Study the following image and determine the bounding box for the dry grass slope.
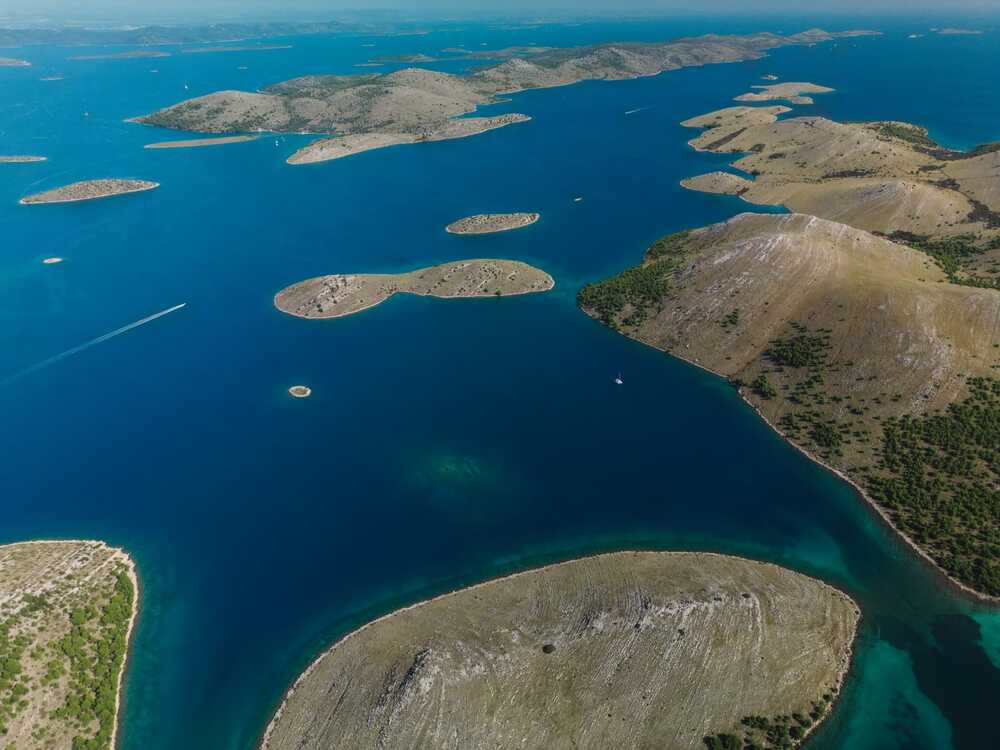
[681,108,1000,284]
[579,213,1000,596]
[261,551,858,750]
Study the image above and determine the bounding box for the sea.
[1,12,999,750]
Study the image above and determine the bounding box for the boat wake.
[1,303,186,385]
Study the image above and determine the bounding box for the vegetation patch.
[863,378,1000,596]
[888,231,1000,287]
[577,230,693,328]
[871,122,937,149]
[0,542,135,750]
[704,692,837,750]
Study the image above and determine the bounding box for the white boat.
[614,373,624,385]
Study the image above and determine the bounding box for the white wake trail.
[2,303,186,385]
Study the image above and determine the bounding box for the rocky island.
[0,540,137,750]
[68,50,170,61]
[275,259,554,319]
[579,213,1000,598]
[132,28,877,164]
[260,551,858,750]
[19,179,159,205]
[734,81,834,105]
[144,135,258,149]
[446,212,540,234]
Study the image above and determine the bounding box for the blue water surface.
[1,13,999,750]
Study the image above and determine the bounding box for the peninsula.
[578,214,1000,598]
[446,212,539,234]
[132,28,877,164]
[275,259,553,319]
[0,540,138,750]
[680,102,1000,284]
[0,155,46,163]
[145,135,257,149]
[260,551,858,750]
[19,179,159,205]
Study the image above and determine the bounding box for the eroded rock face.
[261,551,858,750]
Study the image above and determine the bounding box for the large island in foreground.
[132,28,877,164]
[0,540,137,750]
[19,179,159,205]
[274,259,554,319]
[260,551,858,750]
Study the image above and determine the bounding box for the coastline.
[111,548,140,750]
[0,539,140,748]
[257,549,860,750]
[603,322,1000,607]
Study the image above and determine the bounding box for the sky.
[2,0,999,25]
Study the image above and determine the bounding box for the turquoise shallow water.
[1,14,999,750]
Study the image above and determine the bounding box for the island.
[285,113,531,165]
[42,257,64,264]
[0,56,30,66]
[733,81,834,105]
[68,50,170,61]
[446,212,539,234]
[371,53,437,63]
[259,551,859,750]
[0,540,137,750]
[936,28,984,35]
[0,155,46,163]
[287,385,311,398]
[680,171,753,195]
[131,28,878,164]
[274,259,554,319]
[181,45,293,54]
[578,213,1000,599]
[19,179,160,205]
[679,102,1000,284]
[144,135,257,149]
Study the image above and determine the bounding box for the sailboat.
[614,373,624,385]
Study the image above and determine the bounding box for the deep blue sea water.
[2,14,999,750]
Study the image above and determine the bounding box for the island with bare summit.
[260,551,859,750]
[446,212,539,234]
[275,259,554,319]
[19,179,159,205]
